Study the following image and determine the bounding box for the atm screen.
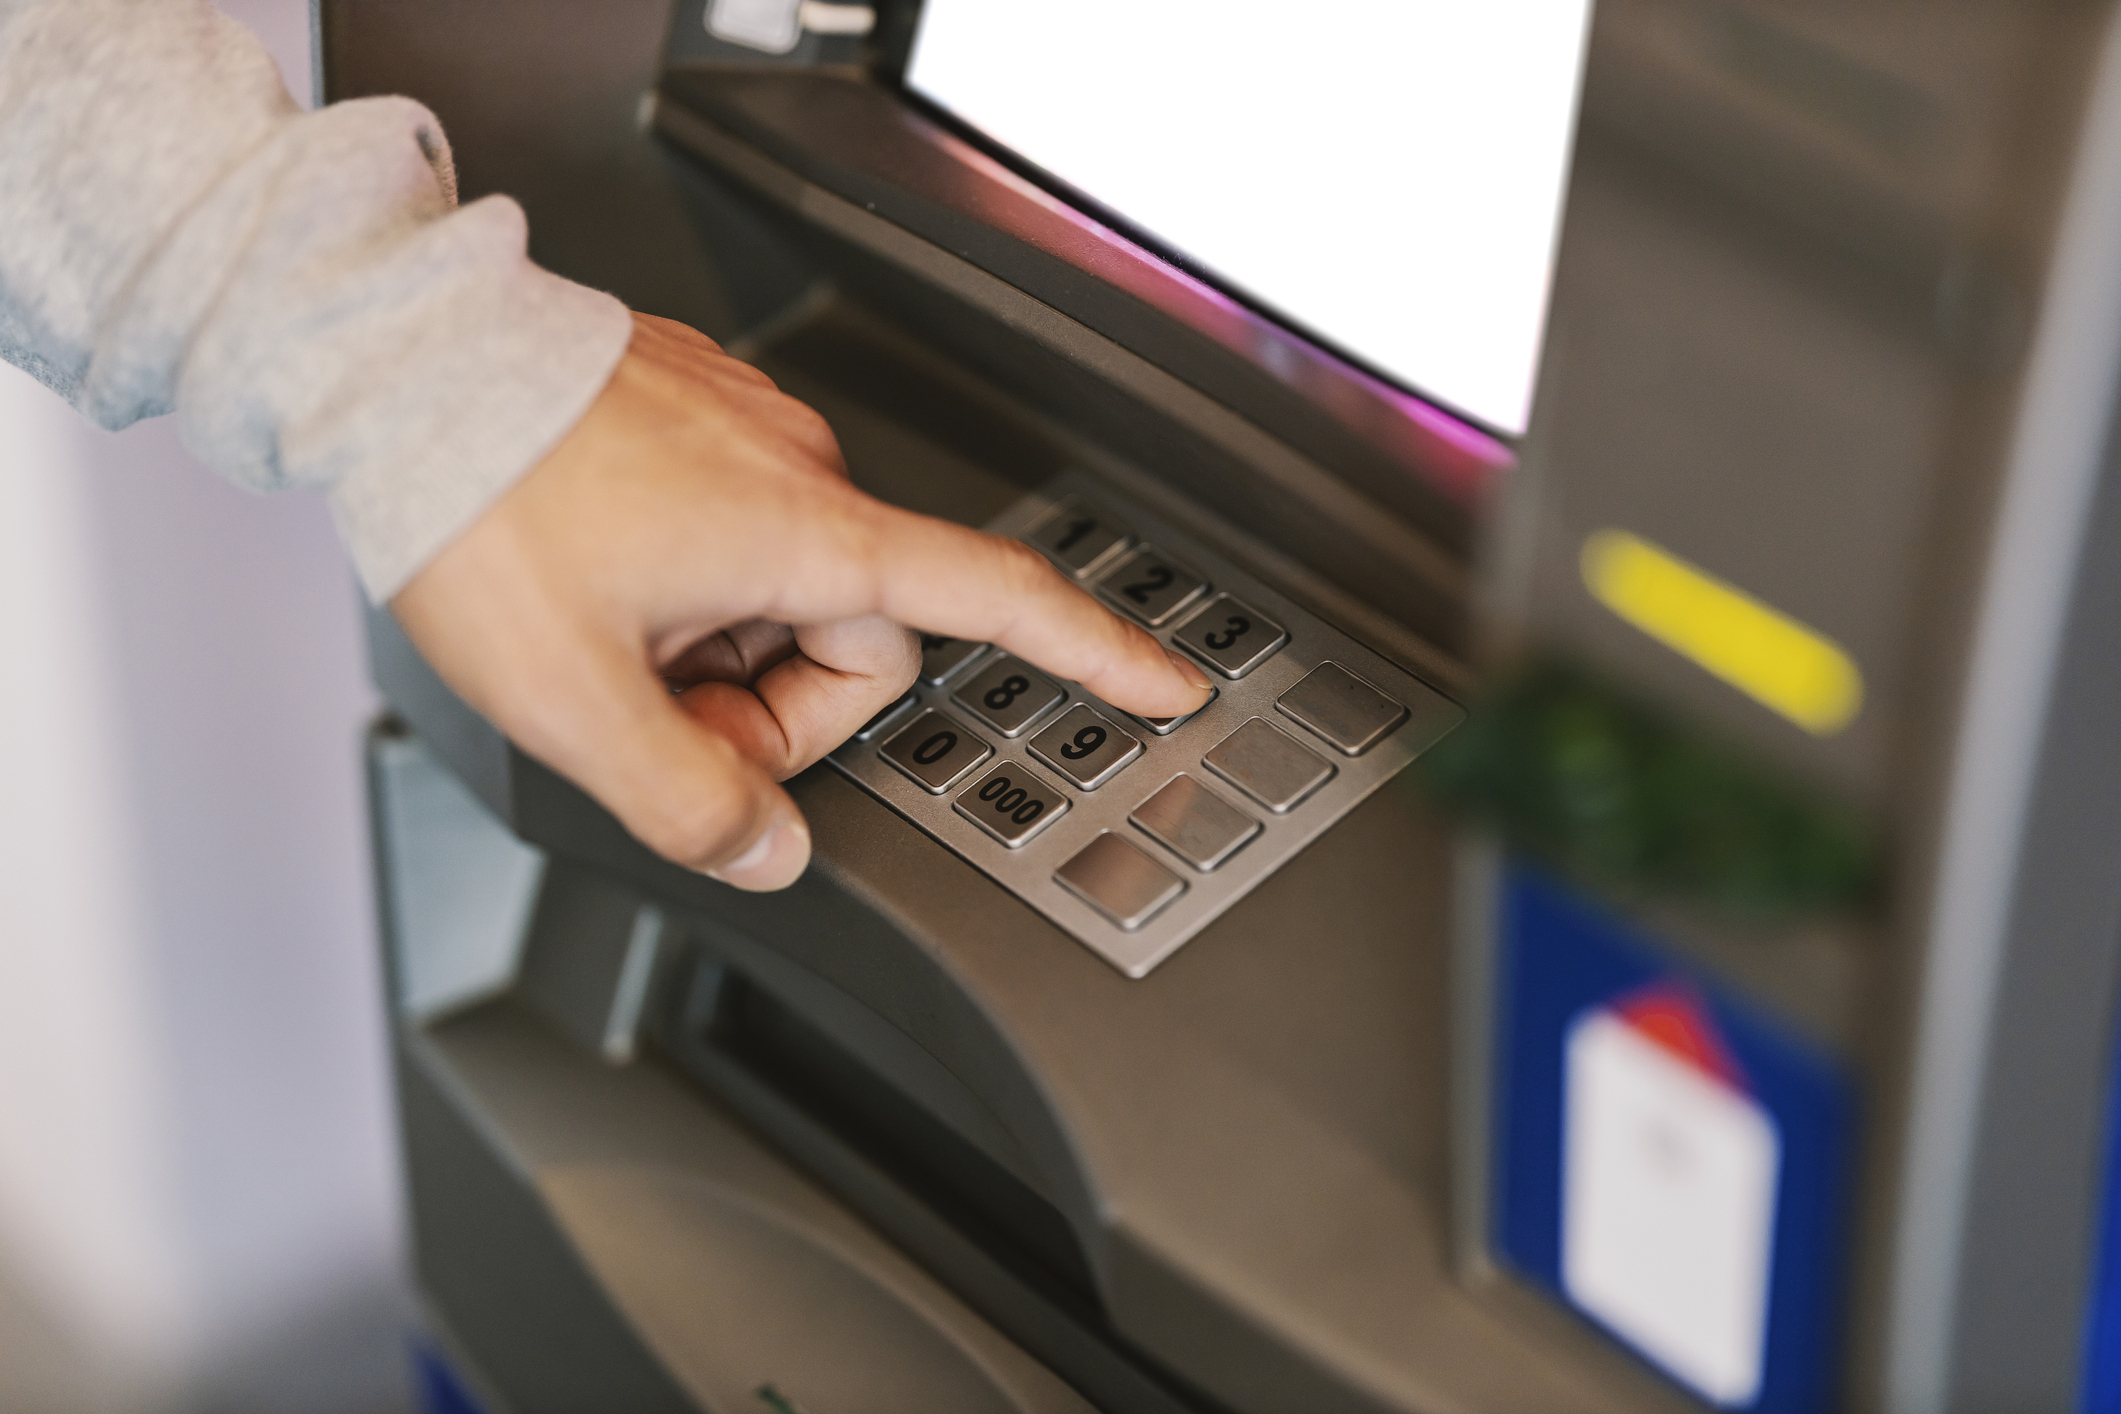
[904,1,1594,436]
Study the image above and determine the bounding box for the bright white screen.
[906,1,1593,434]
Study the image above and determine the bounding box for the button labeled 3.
[1174,594,1287,679]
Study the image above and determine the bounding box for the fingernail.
[706,818,811,891]
[1165,647,1213,693]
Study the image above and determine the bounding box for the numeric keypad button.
[1276,662,1409,755]
[918,635,986,686]
[1055,833,1186,931]
[1027,498,1133,579]
[1132,686,1216,736]
[1129,774,1260,872]
[1173,594,1288,679]
[880,711,993,794]
[1202,718,1334,812]
[952,655,1066,737]
[953,765,1069,847]
[1096,547,1209,626]
[1028,705,1142,790]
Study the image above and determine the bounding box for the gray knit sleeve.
[0,0,634,599]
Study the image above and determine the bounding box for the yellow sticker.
[1581,530,1863,736]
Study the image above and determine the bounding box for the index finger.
[847,503,1213,719]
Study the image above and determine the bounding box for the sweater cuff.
[326,260,633,602]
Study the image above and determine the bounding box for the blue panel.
[1492,863,1855,1412]
[411,1339,487,1414]
[2078,1023,2121,1412]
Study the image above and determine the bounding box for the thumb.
[566,677,814,889]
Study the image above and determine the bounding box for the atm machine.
[326,1,2121,1410]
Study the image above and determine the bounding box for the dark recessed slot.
[672,966,1105,1315]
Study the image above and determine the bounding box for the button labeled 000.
[953,765,1069,847]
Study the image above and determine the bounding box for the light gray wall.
[0,4,408,1407]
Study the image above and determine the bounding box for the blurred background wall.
[0,3,410,1409]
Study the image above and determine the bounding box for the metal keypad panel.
[828,473,1466,978]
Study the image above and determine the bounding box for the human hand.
[390,313,1213,890]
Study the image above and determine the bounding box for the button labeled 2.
[1174,594,1288,679]
[1096,547,1208,626]
[953,765,1069,847]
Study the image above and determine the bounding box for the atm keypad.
[918,634,986,686]
[1096,547,1209,626]
[880,711,992,793]
[1173,594,1287,679]
[1029,705,1142,790]
[953,655,1066,736]
[954,765,1069,847]
[829,477,1465,978]
[1028,498,1133,579]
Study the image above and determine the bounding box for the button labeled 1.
[1027,498,1133,579]
[1029,705,1142,789]
[880,711,992,793]
[1174,594,1287,679]
[953,655,1066,737]
[1097,547,1208,626]
[953,764,1068,847]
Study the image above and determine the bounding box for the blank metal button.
[852,693,916,742]
[1172,594,1288,679]
[1096,546,1209,626]
[1029,704,1142,789]
[1129,774,1260,872]
[1132,686,1216,736]
[879,711,992,793]
[1055,832,1186,930]
[953,764,1069,847]
[1276,662,1409,755]
[918,634,986,686]
[1203,717,1335,812]
[953,655,1066,737]
[1027,498,1133,579]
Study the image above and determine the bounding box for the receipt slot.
[329,1,2121,1411]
